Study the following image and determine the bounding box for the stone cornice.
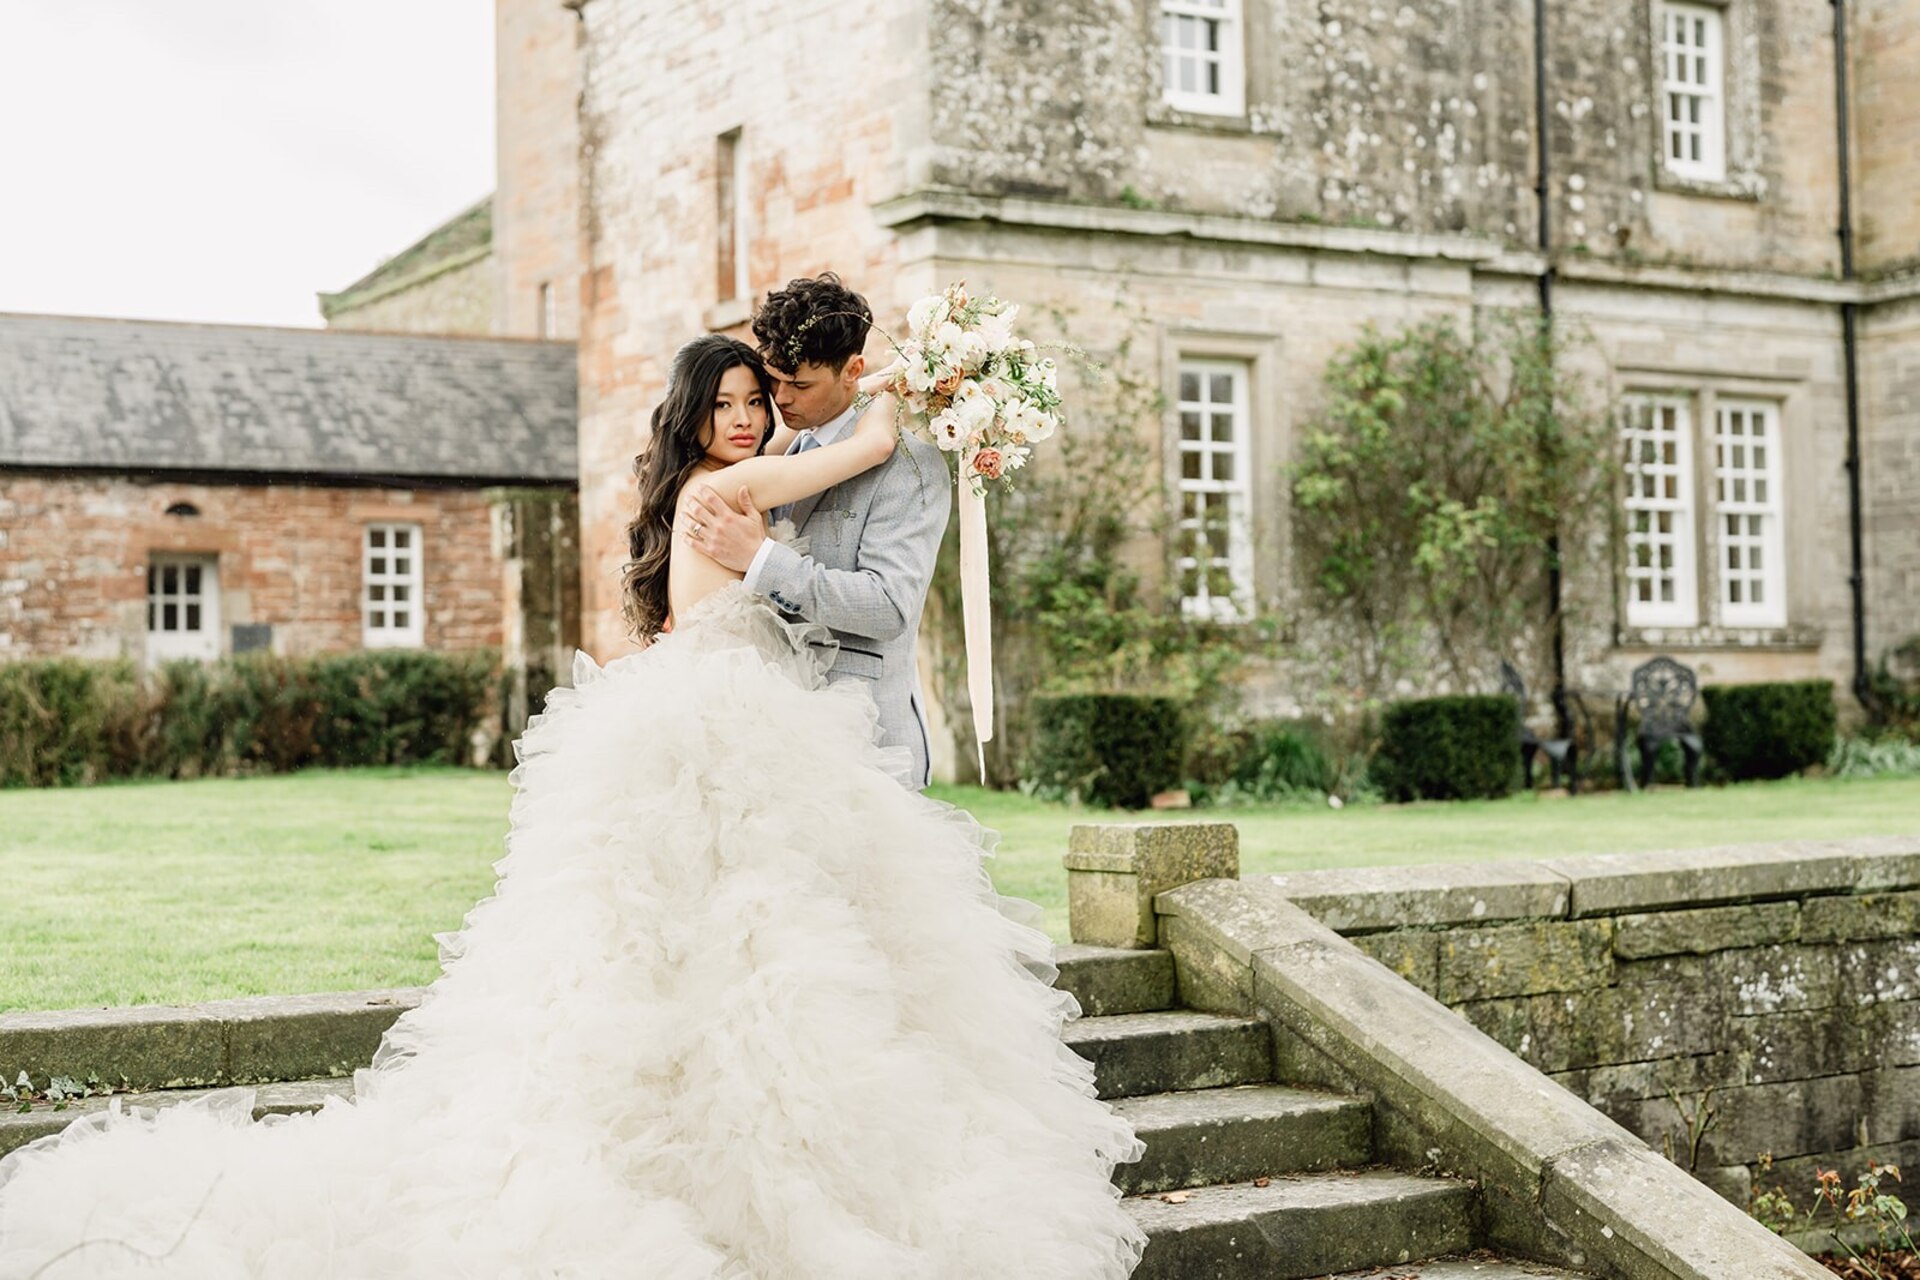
[877,190,1920,310]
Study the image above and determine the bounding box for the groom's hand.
[683,484,765,574]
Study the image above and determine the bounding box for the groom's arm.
[756,449,950,641]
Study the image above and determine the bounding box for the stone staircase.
[1,945,1590,1278]
[1055,943,1590,1280]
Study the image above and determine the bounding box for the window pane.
[371,584,386,601]
[163,603,178,630]
[162,565,178,594]
[372,557,387,574]
[1179,372,1200,401]
[395,530,411,549]
[185,565,201,595]
[393,585,410,603]
[1213,451,1234,483]
[370,528,386,548]
[1211,413,1235,443]
[1209,373,1233,402]
[394,611,410,629]
[1182,451,1202,481]
[147,564,156,594]
[147,603,155,631]
[371,610,386,628]
[395,557,411,577]
[1181,411,1202,440]
[186,604,201,630]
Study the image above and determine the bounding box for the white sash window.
[1160,0,1244,117]
[1713,400,1785,627]
[1621,394,1699,628]
[363,523,425,648]
[146,554,221,663]
[1175,360,1253,622]
[1660,2,1725,181]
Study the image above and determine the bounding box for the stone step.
[1054,945,1177,1017]
[1063,1010,1273,1100]
[1321,1259,1592,1279]
[0,1078,352,1158]
[1126,1169,1477,1280]
[1111,1083,1373,1195]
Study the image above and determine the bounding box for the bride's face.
[701,364,770,465]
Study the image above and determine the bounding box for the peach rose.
[972,448,1005,480]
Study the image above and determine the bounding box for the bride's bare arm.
[698,394,898,514]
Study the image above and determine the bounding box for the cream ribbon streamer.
[957,458,993,782]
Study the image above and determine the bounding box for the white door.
[146,554,221,663]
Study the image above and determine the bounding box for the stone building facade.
[319,198,497,337]
[0,314,577,669]
[554,0,1918,737]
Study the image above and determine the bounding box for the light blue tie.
[774,431,820,524]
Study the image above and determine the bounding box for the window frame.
[1173,357,1255,623]
[145,552,222,663]
[1619,392,1701,629]
[1659,1,1726,183]
[1711,398,1786,628]
[362,522,425,649]
[1158,0,1246,118]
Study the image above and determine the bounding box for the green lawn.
[3,768,1916,1012]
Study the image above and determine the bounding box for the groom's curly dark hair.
[751,273,871,374]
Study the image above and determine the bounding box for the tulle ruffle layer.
[0,586,1145,1279]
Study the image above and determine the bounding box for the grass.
[3,768,1916,1012]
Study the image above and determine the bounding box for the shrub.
[1025,694,1186,810]
[1227,721,1337,801]
[1702,681,1837,781]
[1830,735,1920,779]
[1371,694,1518,802]
[0,649,500,787]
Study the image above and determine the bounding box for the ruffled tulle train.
[0,583,1145,1279]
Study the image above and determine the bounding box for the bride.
[0,334,1147,1279]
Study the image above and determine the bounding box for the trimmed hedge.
[1372,694,1519,802]
[1025,694,1186,810]
[1702,680,1836,781]
[0,650,499,787]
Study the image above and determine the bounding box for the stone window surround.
[1645,0,1764,203]
[1612,369,1809,648]
[1158,327,1286,618]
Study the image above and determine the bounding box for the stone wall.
[923,0,1842,276]
[1253,838,1920,1211]
[323,254,495,338]
[1856,0,1920,278]
[573,0,934,656]
[1862,292,1920,661]
[495,0,583,341]
[0,474,513,659]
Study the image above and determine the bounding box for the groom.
[683,273,951,790]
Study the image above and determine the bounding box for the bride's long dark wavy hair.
[621,335,779,640]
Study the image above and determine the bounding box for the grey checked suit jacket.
[756,429,951,788]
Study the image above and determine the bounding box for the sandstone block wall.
[323,255,495,338]
[1260,840,1920,1214]
[0,474,511,659]
[495,0,583,341]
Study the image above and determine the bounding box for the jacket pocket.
[830,645,884,681]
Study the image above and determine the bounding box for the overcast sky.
[0,2,494,329]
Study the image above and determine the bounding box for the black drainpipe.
[1832,0,1872,709]
[1534,0,1568,732]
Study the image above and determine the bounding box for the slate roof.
[0,312,576,485]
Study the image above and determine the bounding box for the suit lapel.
[787,487,827,532]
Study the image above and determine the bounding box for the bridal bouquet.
[872,282,1063,773]
[877,283,1061,494]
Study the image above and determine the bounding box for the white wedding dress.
[0,549,1147,1278]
